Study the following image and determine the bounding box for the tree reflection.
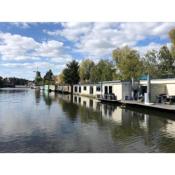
[43,91,52,107]
[57,94,175,152]
[78,105,103,125]
[110,108,169,148]
[34,89,41,104]
[59,98,79,121]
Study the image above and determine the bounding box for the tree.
[35,71,43,86]
[0,76,3,87]
[158,45,175,78]
[112,46,143,80]
[63,60,80,94]
[90,59,115,83]
[169,28,175,46]
[44,69,54,85]
[54,72,65,85]
[169,28,175,65]
[79,59,95,83]
[142,49,160,78]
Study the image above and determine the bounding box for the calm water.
[0,88,175,153]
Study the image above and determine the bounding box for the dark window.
[90,86,93,94]
[74,86,77,92]
[96,86,101,91]
[83,86,86,90]
[109,86,112,94]
[105,86,108,94]
[79,86,81,93]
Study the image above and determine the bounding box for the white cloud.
[10,22,31,28]
[0,32,39,61]
[0,32,73,64]
[44,22,93,41]
[134,42,172,56]
[1,22,175,80]
[35,40,63,57]
[46,22,175,57]
[0,31,74,79]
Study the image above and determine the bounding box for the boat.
[97,94,119,104]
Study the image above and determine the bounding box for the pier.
[118,100,175,113]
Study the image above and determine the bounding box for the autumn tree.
[142,49,160,78]
[90,59,115,83]
[169,28,175,46]
[112,46,143,80]
[158,45,175,78]
[79,59,95,83]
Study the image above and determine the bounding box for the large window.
[83,86,86,91]
[109,86,113,94]
[74,86,77,92]
[104,86,108,94]
[96,86,101,92]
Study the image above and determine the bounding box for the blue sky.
[0,22,174,80]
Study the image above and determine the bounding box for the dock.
[118,100,175,113]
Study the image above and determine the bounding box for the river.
[0,88,175,152]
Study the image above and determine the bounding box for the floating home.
[73,81,133,100]
[140,78,175,102]
[44,78,175,103]
[55,81,134,101]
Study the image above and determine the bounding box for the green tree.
[79,59,95,83]
[142,49,159,78]
[0,76,3,87]
[35,71,43,86]
[169,28,175,46]
[44,69,54,85]
[159,45,175,78]
[169,28,175,66]
[63,60,80,94]
[112,46,143,80]
[90,59,115,83]
[57,72,65,85]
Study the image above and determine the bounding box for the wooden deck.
[118,100,175,112]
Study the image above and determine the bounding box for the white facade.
[72,81,132,100]
[55,78,175,102]
[140,78,175,102]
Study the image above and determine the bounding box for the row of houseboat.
[36,78,175,104]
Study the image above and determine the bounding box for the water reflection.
[57,94,175,152]
[0,89,175,152]
[35,89,41,104]
[59,97,79,121]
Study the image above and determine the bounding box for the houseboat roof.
[74,80,131,86]
[140,78,175,84]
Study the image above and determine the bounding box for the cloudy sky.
[0,22,174,80]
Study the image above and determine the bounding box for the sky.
[0,22,175,80]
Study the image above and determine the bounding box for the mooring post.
[131,77,134,100]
